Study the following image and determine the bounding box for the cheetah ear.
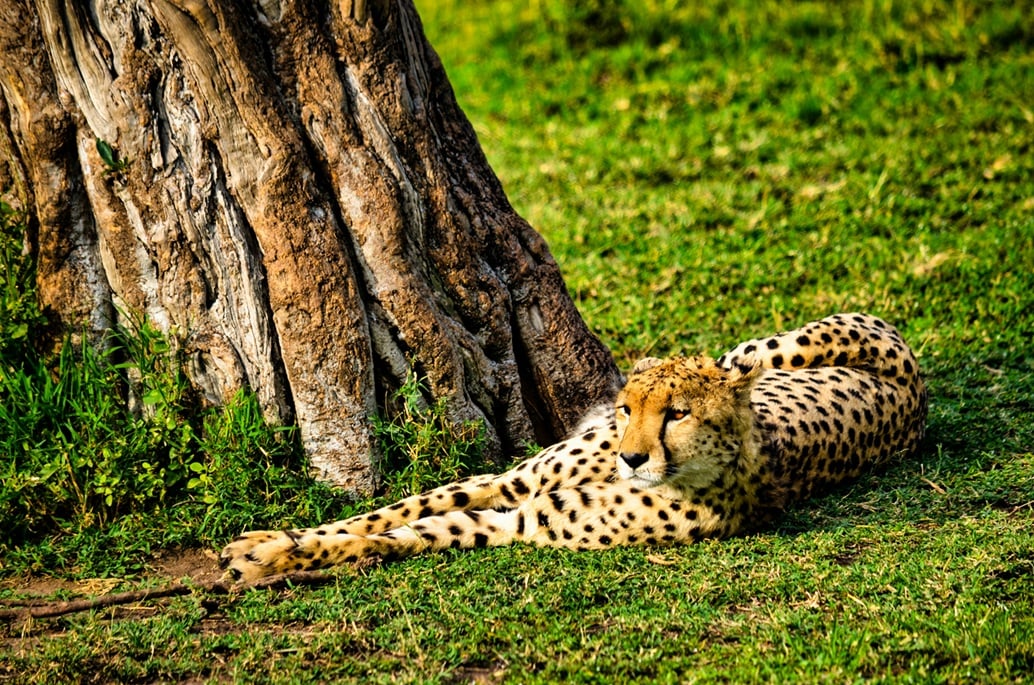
[725,362,762,403]
[630,357,664,375]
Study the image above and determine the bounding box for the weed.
[95,138,131,179]
[372,371,489,501]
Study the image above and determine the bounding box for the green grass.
[3,0,1034,682]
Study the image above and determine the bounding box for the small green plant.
[372,372,489,500]
[179,389,347,545]
[0,320,349,575]
[95,138,131,178]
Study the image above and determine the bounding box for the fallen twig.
[0,571,333,623]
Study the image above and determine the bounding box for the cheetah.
[221,313,927,582]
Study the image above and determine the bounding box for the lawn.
[3,0,1034,682]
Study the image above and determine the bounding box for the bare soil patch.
[1,548,224,639]
[1,547,222,600]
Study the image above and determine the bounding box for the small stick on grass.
[0,571,333,622]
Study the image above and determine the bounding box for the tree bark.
[0,0,620,493]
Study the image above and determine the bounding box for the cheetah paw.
[219,529,313,583]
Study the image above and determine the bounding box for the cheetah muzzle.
[220,313,927,582]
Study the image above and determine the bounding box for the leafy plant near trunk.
[372,372,489,501]
[0,209,350,574]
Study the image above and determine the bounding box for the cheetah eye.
[617,405,631,417]
[666,408,690,422]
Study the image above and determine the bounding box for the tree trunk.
[0,0,619,493]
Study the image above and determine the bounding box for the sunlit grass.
[2,0,1033,682]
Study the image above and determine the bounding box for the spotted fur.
[221,313,927,581]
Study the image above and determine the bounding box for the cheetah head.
[614,356,761,489]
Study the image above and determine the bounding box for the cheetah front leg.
[222,508,520,581]
[332,421,621,537]
[222,481,728,582]
[218,472,508,580]
[220,423,620,580]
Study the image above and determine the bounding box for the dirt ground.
[1,547,223,598]
[0,548,227,644]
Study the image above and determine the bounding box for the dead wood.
[0,571,333,623]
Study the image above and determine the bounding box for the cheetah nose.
[620,452,649,470]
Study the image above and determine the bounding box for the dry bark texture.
[0,0,620,492]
